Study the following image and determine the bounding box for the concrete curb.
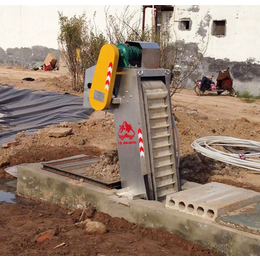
[17,163,260,256]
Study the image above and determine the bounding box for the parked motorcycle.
[194,68,235,96]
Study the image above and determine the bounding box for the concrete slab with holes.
[165,182,260,221]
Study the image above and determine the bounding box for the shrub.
[58,12,106,91]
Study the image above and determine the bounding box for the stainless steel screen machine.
[84,41,181,202]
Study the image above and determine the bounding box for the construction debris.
[47,127,72,138]
[32,228,59,243]
[32,53,58,71]
[44,53,57,71]
[53,242,66,249]
[85,219,107,235]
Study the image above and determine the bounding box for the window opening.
[182,20,190,30]
[212,20,226,36]
[179,19,191,31]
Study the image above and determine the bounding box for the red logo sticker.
[118,121,135,140]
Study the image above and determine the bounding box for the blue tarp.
[0,85,94,146]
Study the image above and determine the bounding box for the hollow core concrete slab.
[165,182,260,220]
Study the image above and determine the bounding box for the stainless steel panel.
[114,68,153,199]
[142,48,161,69]
[125,41,161,69]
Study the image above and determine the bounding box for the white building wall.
[170,5,260,63]
[0,5,149,50]
[2,4,259,63]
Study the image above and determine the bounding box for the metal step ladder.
[142,80,178,202]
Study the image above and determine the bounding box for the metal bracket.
[116,187,146,200]
[112,97,121,104]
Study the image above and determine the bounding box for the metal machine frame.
[84,41,180,202]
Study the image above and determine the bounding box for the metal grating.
[41,155,121,189]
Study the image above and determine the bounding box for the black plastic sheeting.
[0,85,94,146]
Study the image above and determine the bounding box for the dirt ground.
[1,65,260,255]
[0,197,219,256]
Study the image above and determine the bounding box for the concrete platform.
[217,202,260,235]
[165,182,260,221]
[16,162,260,256]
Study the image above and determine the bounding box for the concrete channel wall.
[17,162,260,256]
